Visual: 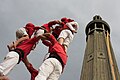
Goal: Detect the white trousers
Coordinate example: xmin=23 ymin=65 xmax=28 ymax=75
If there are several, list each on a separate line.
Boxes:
xmin=35 ymin=58 xmax=62 ymax=80
xmin=0 ymin=51 xmax=19 ymax=75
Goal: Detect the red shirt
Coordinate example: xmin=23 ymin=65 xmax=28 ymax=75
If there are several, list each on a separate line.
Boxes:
xmin=42 ymin=34 xmax=68 ymax=65
xmin=16 ymin=37 xmax=39 ymax=59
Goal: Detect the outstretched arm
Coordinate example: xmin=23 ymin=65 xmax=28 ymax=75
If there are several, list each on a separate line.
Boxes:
xmin=14 ymin=35 xmax=29 ymax=47
xmin=22 ymin=57 xmax=31 ymax=68
xmin=7 ymin=35 xmax=29 ymax=51
xmin=42 ymin=33 xmax=57 ymax=44
xmin=42 ymin=40 xmax=52 ymax=47
xmin=22 ymin=57 xmax=38 ymax=80
xmin=22 ymin=57 xmax=38 ymax=74
xmin=36 ymin=33 xmax=57 ymax=46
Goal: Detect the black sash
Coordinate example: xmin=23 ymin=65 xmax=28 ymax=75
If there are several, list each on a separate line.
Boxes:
xmin=13 ymin=48 xmax=24 ymax=64
xmin=48 ymin=52 xmax=64 ymax=68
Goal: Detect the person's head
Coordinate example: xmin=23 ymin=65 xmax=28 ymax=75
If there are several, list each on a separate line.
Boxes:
xmin=61 ymin=17 xmax=74 ymax=23
xmin=61 ymin=17 xmax=67 ymax=21
xmin=25 ymin=23 xmax=35 ymax=28
xmin=24 ymin=22 xmax=36 ymax=38
xmin=61 ymin=17 xmax=68 ymax=23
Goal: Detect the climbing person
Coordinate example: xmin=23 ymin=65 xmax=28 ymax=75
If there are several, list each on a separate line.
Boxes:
xmin=35 ymin=33 xmax=67 ymax=80
xmin=0 ymin=27 xmax=45 ymax=77
xmin=7 ymin=22 xmax=40 ymax=51
xmin=53 ymin=17 xmax=79 ymax=52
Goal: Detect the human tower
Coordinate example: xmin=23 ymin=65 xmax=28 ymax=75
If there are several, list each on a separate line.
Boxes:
xmin=0 ymin=17 xmax=79 ymax=80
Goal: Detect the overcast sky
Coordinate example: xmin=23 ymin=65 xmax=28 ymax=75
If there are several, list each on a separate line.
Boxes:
xmin=0 ymin=0 xmax=120 ymax=80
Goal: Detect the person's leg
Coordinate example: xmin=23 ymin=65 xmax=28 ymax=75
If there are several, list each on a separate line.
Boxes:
xmin=35 ymin=58 xmax=62 ymax=80
xmin=35 ymin=58 xmax=54 ymax=80
xmin=47 ymin=58 xmax=62 ymax=80
xmin=0 ymin=51 xmax=19 ymax=76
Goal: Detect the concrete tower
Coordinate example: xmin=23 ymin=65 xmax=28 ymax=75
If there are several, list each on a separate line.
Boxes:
xmin=80 ymin=15 xmax=120 ymax=80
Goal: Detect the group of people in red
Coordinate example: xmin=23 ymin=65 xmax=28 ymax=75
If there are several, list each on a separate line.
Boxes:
xmin=0 ymin=17 xmax=79 ymax=80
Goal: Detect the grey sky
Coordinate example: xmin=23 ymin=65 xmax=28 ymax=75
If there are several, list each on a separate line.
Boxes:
xmin=0 ymin=0 xmax=120 ymax=80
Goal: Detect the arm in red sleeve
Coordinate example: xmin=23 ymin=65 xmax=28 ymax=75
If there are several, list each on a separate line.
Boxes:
xmin=26 ymin=63 xmax=38 ymax=75
xmin=47 ymin=34 xmax=57 ymax=45
xmin=42 ymin=40 xmax=52 ymax=47
xmin=41 ymin=33 xmax=57 ymax=45
xmin=22 ymin=57 xmax=38 ymax=75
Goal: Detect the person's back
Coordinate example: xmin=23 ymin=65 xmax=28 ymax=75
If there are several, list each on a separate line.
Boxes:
xmin=35 ymin=33 xmax=67 ymax=80
xmin=0 ymin=26 xmax=42 ymax=76
xmin=58 ymin=29 xmax=74 ymax=52
xmin=57 ymin=17 xmax=79 ymax=52
xmin=8 ymin=22 xmax=38 ymax=51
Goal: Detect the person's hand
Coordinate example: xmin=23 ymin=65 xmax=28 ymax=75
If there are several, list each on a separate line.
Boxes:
xmin=7 ymin=42 xmax=15 ymax=51
xmin=0 ymin=76 xmax=9 ymax=80
xmin=12 ymin=42 xmax=17 ymax=49
xmin=13 ymin=42 xmax=16 ymax=49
